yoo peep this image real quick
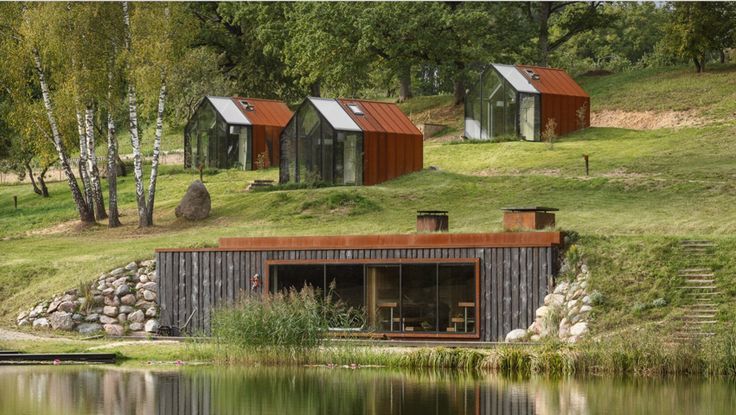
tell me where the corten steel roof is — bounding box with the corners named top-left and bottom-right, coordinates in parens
top-left (515, 65), bottom-right (589, 98)
top-left (205, 96), bottom-right (292, 127)
top-left (154, 231), bottom-right (562, 252)
top-left (492, 64), bottom-right (539, 94)
top-left (337, 99), bottom-right (423, 136)
top-left (308, 97), bottom-right (362, 132)
top-left (207, 96), bottom-right (251, 125)
top-left (232, 97), bottom-right (293, 127)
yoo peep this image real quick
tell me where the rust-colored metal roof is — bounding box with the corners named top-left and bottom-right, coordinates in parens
top-left (232, 97), bottom-right (293, 127)
top-left (337, 99), bottom-right (422, 136)
top-left (515, 65), bottom-right (588, 98)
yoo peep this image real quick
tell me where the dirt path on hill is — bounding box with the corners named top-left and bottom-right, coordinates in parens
top-left (0, 327), bottom-right (70, 342)
top-left (591, 109), bottom-right (705, 129)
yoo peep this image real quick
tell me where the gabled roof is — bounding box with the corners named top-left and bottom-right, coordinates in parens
top-left (307, 97), bottom-right (362, 132)
top-left (232, 97), bottom-right (292, 127)
top-left (207, 96), bottom-right (251, 125)
top-left (204, 96), bottom-right (292, 127)
top-left (515, 65), bottom-right (589, 98)
top-left (492, 64), bottom-right (539, 94)
top-left (338, 99), bottom-right (422, 136)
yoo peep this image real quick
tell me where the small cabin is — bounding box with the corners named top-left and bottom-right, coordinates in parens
top-left (279, 97), bottom-right (423, 186)
top-left (184, 96), bottom-right (292, 170)
top-left (464, 64), bottom-right (590, 141)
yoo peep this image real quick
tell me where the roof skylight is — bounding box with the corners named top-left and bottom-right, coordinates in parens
top-left (348, 104), bottom-right (364, 115)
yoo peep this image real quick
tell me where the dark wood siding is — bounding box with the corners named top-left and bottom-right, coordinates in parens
top-left (157, 246), bottom-right (558, 341)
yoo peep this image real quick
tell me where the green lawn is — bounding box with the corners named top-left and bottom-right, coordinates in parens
top-left (1, 65), bottom-right (735, 339)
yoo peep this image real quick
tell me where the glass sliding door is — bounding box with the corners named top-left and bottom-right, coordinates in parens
top-left (438, 265), bottom-right (476, 333)
top-left (519, 94), bottom-right (540, 141)
top-left (401, 264), bottom-right (438, 332)
top-left (237, 126), bottom-right (252, 170)
top-left (366, 265), bottom-right (401, 332)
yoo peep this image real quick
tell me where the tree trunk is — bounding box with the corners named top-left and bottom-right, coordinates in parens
top-left (692, 56), bottom-right (702, 73)
top-left (309, 79), bottom-right (321, 97)
top-left (24, 160), bottom-right (43, 196)
top-left (453, 77), bottom-right (465, 106)
top-left (86, 105), bottom-right (107, 220)
top-left (76, 109), bottom-right (95, 215)
top-left (106, 62), bottom-right (121, 228)
top-left (398, 66), bottom-right (413, 102)
top-left (32, 48), bottom-right (94, 223)
top-left (117, 155), bottom-right (127, 176)
top-left (38, 164), bottom-right (50, 197)
top-left (146, 76), bottom-right (167, 226)
top-left (536, 3), bottom-right (552, 66)
top-left (123, 1), bottom-right (149, 228)
top-left (720, 50), bottom-right (726, 64)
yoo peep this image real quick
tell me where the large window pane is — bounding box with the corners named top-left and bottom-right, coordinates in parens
top-left (326, 265), bottom-right (363, 310)
top-left (438, 265), bottom-right (476, 333)
top-left (271, 265), bottom-right (324, 294)
top-left (366, 265), bottom-right (400, 332)
top-left (401, 264), bottom-right (438, 332)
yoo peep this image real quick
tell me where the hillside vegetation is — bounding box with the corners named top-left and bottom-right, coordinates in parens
top-left (1, 66), bottom-right (735, 340)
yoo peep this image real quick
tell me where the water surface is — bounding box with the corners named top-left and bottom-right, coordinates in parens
top-left (0, 365), bottom-right (733, 414)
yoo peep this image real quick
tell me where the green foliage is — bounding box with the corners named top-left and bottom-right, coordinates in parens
top-left (300, 191), bottom-right (380, 216)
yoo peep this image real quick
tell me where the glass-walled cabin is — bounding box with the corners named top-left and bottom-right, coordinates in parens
top-left (280, 98), bottom-right (363, 185)
top-left (185, 98), bottom-right (252, 170)
top-left (464, 65), bottom-right (541, 141)
top-left (270, 262), bottom-right (477, 335)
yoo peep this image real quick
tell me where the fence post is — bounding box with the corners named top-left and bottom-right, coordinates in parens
top-left (14, 195), bottom-right (18, 210)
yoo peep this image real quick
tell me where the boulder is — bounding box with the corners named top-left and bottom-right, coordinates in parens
top-left (140, 282), bottom-right (157, 292)
top-left (175, 180), bottom-right (211, 220)
top-left (128, 310), bottom-right (145, 323)
top-left (148, 272), bottom-right (157, 282)
top-left (49, 312), bottom-right (74, 331)
top-left (102, 287), bottom-right (115, 296)
top-left (114, 284), bottom-right (130, 297)
top-left (112, 276), bottom-right (129, 288)
top-left (535, 306), bottom-right (551, 319)
top-left (120, 294), bottom-right (136, 306)
top-left (85, 313), bottom-right (100, 322)
top-left (104, 324), bottom-right (125, 336)
top-left (145, 307), bottom-right (157, 317)
top-left (103, 306), bottom-right (118, 317)
top-left (140, 275), bottom-right (149, 284)
top-left (47, 299), bottom-right (62, 314)
top-left (72, 313), bottom-right (83, 322)
top-left (579, 305), bottom-right (592, 313)
top-left (144, 319), bottom-right (160, 333)
top-left (92, 295), bottom-right (104, 305)
top-left (143, 290), bottom-right (157, 301)
top-left (125, 262), bottom-right (138, 272)
top-left (58, 301), bottom-right (76, 313)
top-left (505, 329), bottom-right (528, 342)
top-left (119, 305), bottom-right (135, 314)
top-left (110, 268), bottom-right (125, 277)
top-left (117, 313), bottom-right (127, 324)
top-left (16, 311), bottom-right (28, 323)
top-left (33, 318), bottom-right (50, 329)
top-left (18, 318), bottom-right (30, 327)
top-left (570, 322), bottom-right (589, 337)
top-left (544, 293), bottom-right (565, 307)
top-left (129, 322), bottom-right (144, 332)
top-left (77, 323), bottom-right (103, 335)
top-left (99, 315), bottom-right (117, 325)
top-left (553, 281), bottom-right (569, 295)
top-left (582, 295), bottom-right (591, 305)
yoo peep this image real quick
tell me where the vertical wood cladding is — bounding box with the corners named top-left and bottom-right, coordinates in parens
top-left (157, 246), bottom-right (557, 341)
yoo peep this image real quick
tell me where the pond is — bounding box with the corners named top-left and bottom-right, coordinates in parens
top-left (0, 365), bottom-right (734, 414)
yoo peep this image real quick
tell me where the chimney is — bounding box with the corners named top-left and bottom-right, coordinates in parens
top-left (502, 207), bottom-right (558, 231)
top-left (417, 210), bottom-right (449, 233)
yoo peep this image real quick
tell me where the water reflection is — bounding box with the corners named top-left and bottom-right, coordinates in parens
top-left (0, 366), bottom-right (734, 415)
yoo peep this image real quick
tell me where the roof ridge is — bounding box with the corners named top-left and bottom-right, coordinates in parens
top-left (515, 64), bottom-right (567, 72)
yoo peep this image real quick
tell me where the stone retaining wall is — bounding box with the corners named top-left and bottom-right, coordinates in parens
top-left (16, 260), bottom-right (159, 337)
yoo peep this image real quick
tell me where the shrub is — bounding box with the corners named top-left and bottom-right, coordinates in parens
top-left (542, 118), bottom-right (558, 150)
top-left (589, 290), bottom-right (604, 306)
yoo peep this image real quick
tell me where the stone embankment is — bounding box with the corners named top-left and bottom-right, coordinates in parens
top-left (506, 262), bottom-right (593, 343)
top-left (16, 260), bottom-right (159, 337)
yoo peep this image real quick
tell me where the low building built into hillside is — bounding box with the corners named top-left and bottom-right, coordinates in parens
top-left (184, 96), bottom-right (292, 170)
top-left (155, 230), bottom-right (562, 342)
top-left (464, 64), bottom-right (590, 141)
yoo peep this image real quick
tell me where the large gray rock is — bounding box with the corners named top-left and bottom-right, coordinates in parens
top-left (58, 301), bottom-right (76, 313)
top-left (175, 180), bottom-right (211, 220)
top-left (570, 322), bottom-right (589, 337)
top-left (99, 315), bottom-right (117, 325)
top-left (103, 306), bottom-right (118, 317)
top-left (112, 276), bottom-right (129, 288)
top-left (33, 318), bottom-right (50, 329)
top-left (143, 290), bottom-right (157, 301)
top-left (119, 305), bottom-right (135, 314)
top-left (144, 319), bottom-right (160, 333)
top-left (49, 312), bottom-right (74, 331)
top-left (85, 313), bottom-right (100, 322)
top-left (125, 262), bottom-right (138, 272)
top-left (114, 284), bottom-right (130, 297)
top-left (104, 324), bottom-right (125, 336)
top-left (140, 282), bottom-right (157, 292)
top-left (77, 323), bottom-right (103, 335)
top-left (128, 310), bottom-right (145, 323)
top-left (505, 328), bottom-right (528, 343)
top-left (129, 322), bottom-right (144, 332)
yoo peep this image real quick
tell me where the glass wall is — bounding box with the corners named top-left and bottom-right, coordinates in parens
top-left (269, 262), bottom-right (477, 335)
top-left (188, 100), bottom-right (248, 169)
top-left (280, 101), bottom-right (364, 185)
top-left (519, 93), bottom-right (540, 141)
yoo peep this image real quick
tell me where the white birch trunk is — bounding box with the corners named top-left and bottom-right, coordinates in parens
top-left (123, 1), bottom-right (148, 227)
top-left (85, 105), bottom-right (107, 219)
top-left (76, 109), bottom-right (94, 212)
top-left (145, 75), bottom-right (167, 225)
top-left (32, 48), bottom-right (94, 223)
top-left (106, 58), bottom-right (121, 228)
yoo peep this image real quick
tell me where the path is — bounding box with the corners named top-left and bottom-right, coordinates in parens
top-left (0, 327), bottom-right (71, 342)
top-left (673, 240), bottom-right (721, 341)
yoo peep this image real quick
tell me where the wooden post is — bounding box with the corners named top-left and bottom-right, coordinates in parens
top-left (14, 195), bottom-right (18, 209)
top-left (583, 154), bottom-right (589, 176)
top-left (198, 164), bottom-right (204, 183)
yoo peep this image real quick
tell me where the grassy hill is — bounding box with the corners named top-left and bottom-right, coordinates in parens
top-left (1, 65), bottom-right (735, 339)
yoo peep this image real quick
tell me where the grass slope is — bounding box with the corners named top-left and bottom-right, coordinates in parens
top-left (1, 65), bottom-right (735, 341)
